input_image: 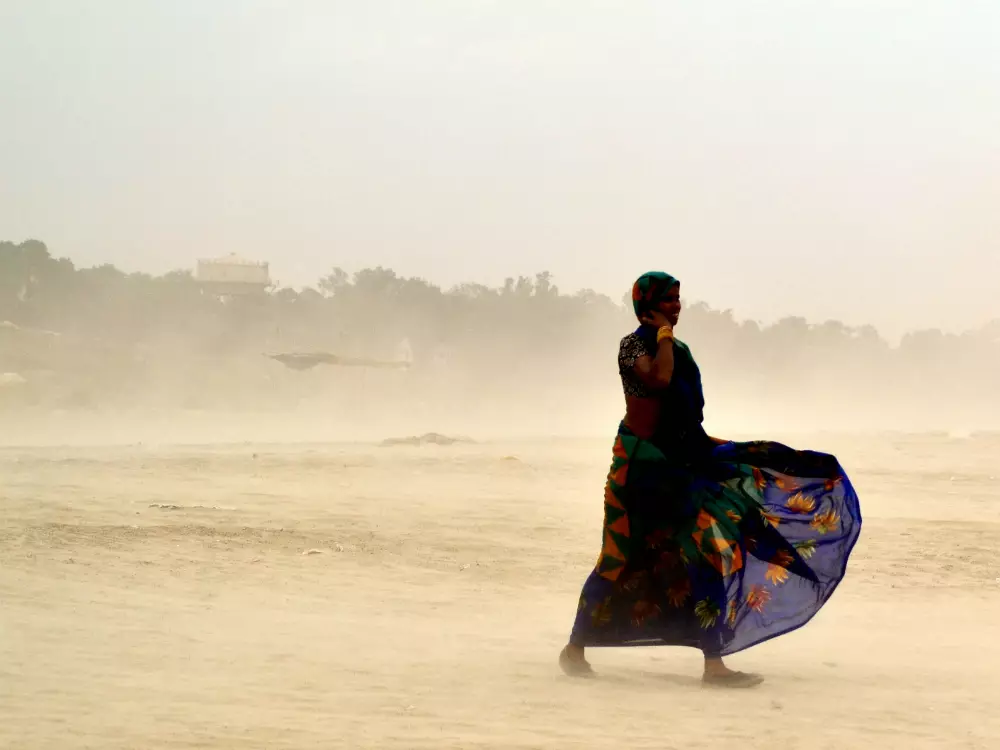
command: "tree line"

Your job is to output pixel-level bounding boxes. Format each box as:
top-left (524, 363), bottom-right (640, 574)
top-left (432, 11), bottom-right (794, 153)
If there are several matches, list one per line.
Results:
top-left (2, 239), bottom-right (997, 431)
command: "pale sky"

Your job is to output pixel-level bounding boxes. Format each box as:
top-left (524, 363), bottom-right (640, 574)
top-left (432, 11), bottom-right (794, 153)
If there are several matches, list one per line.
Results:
top-left (2, 1), bottom-right (998, 337)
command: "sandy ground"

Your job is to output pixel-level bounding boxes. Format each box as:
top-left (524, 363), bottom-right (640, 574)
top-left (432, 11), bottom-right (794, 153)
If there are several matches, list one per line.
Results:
top-left (2, 432), bottom-right (999, 749)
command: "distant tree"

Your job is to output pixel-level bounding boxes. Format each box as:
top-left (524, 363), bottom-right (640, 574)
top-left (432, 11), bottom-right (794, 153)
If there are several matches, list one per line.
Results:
top-left (1, 238), bottom-right (997, 428)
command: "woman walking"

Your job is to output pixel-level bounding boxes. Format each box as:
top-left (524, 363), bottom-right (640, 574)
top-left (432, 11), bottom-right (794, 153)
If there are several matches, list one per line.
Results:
top-left (560, 272), bottom-right (862, 687)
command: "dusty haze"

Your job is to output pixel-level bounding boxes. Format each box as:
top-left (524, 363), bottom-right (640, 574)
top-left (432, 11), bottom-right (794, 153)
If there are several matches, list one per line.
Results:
top-left (2, 2), bottom-right (999, 338)
top-left (2, 3), bottom-right (1000, 749)
top-left (2, 239), bottom-right (999, 443)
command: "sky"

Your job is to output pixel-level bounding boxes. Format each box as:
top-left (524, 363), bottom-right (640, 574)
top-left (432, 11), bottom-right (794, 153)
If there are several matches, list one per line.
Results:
top-left (2, 0), bottom-right (998, 338)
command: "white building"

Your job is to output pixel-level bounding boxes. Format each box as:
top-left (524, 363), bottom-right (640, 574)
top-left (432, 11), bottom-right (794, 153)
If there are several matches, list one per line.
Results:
top-left (195, 254), bottom-right (271, 296)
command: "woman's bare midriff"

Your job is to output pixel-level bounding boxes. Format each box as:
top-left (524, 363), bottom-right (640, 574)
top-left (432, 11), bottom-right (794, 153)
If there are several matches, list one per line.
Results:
top-left (622, 395), bottom-right (661, 439)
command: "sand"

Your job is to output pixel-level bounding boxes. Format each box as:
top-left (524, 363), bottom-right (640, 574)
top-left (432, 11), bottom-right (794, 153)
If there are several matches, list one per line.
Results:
top-left (2, 432), bottom-right (999, 749)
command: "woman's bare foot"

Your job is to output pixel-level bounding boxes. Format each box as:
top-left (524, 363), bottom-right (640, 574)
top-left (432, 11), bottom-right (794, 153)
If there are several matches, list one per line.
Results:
top-left (559, 644), bottom-right (594, 677)
top-left (702, 656), bottom-right (763, 688)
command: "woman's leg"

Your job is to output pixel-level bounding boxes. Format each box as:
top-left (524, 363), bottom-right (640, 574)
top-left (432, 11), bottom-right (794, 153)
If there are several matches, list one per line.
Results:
top-left (559, 643), bottom-right (593, 676)
top-left (701, 649), bottom-right (764, 687)
top-left (693, 566), bottom-right (764, 687)
top-left (702, 653), bottom-right (736, 677)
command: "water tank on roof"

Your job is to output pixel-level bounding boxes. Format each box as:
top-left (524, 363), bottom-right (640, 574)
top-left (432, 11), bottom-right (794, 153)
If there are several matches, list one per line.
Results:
top-left (196, 254), bottom-right (271, 294)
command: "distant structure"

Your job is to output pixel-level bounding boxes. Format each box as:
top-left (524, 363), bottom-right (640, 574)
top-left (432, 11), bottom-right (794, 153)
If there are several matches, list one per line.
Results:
top-left (195, 253), bottom-right (271, 297)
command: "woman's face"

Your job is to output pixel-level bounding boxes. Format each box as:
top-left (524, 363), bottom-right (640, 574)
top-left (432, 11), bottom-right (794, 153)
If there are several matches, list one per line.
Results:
top-left (658, 284), bottom-right (682, 326)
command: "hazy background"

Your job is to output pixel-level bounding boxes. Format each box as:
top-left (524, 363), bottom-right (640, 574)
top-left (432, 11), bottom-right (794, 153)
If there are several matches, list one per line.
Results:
top-left (2, 0), bottom-right (998, 338)
top-left (1, 1), bottom-right (999, 442)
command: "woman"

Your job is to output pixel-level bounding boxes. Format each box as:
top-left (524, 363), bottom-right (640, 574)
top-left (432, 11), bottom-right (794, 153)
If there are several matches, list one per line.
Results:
top-left (560, 271), bottom-right (862, 687)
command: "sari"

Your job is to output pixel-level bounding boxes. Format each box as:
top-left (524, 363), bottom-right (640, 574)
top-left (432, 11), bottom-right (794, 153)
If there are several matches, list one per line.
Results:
top-left (569, 275), bottom-right (862, 656)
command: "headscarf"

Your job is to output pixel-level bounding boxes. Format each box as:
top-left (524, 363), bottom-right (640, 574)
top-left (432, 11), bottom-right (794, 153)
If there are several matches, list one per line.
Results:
top-left (631, 271), bottom-right (679, 322)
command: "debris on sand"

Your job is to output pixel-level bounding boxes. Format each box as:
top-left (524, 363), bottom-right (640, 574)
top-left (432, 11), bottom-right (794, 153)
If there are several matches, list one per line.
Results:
top-left (267, 352), bottom-right (410, 371)
top-left (1, 320), bottom-right (59, 337)
top-left (0, 372), bottom-right (28, 388)
top-left (301, 545), bottom-right (349, 556)
top-left (379, 433), bottom-right (474, 447)
top-left (148, 504), bottom-right (236, 511)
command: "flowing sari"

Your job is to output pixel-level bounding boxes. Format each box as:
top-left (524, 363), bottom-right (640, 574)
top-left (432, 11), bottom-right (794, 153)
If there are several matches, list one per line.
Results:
top-left (569, 330), bottom-right (862, 656)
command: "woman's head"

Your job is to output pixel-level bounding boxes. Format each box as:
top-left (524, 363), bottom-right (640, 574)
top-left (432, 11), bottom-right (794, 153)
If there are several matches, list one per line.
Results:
top-left (631, 271), bottom-right (681, 326)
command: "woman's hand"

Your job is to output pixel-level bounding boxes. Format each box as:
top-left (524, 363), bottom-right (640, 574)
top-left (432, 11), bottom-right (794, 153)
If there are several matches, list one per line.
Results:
top-left (639, 309), bottom-right (674, 330)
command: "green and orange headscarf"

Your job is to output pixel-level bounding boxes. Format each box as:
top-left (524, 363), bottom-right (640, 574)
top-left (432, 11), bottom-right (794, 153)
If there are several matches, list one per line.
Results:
top-left (631, 271), bottom-right (679, 322)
